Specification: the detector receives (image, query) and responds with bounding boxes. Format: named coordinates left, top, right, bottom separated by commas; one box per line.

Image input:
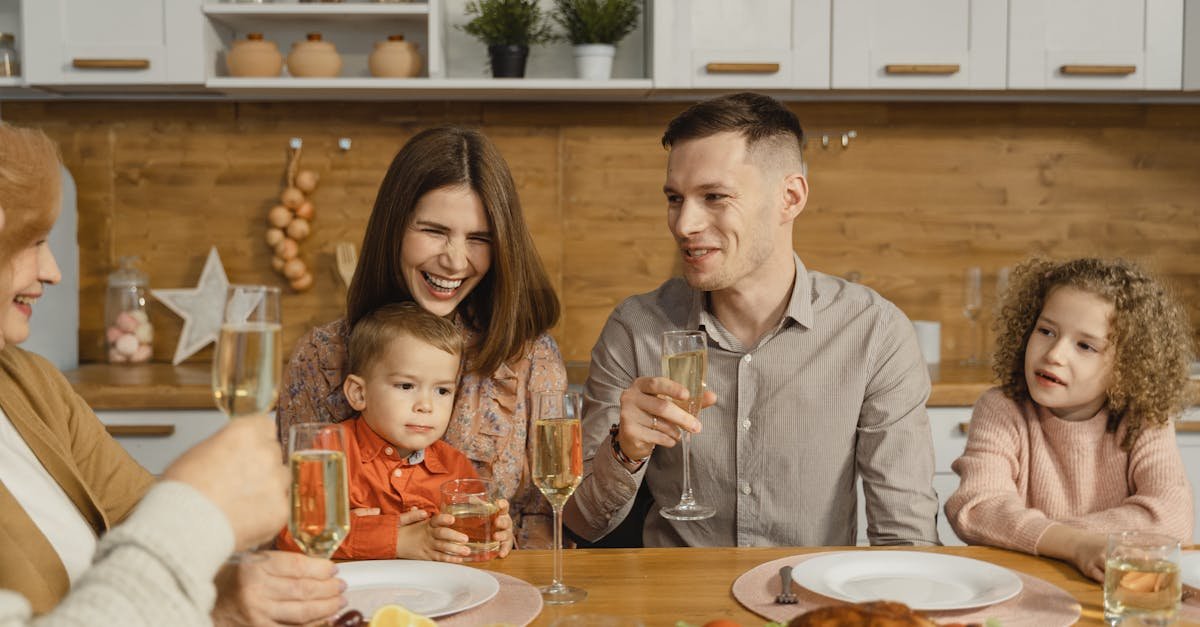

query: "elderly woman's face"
left=1, top=236, right=61, bottom=346
left=399, top=185, right=493, bottom=318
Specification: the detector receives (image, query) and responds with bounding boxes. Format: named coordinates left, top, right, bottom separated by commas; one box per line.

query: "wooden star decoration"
left=151, top=247, right=229, bottom=365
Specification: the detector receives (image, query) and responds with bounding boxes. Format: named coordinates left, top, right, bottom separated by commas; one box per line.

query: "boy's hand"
left=395, top=511, right=471, bottom=562
left=493, top=499, right=514, bottom=558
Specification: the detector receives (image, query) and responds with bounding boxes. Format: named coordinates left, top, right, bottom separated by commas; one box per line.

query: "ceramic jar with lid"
left=227, top=33, right=282, bottom=78
left=287, top=33, right=342, bottom=78
left=0, top=32, right=18, bottom=78
left=369, top=35, right=421, bottom=78
left=105, top=256, right=154, bottom=364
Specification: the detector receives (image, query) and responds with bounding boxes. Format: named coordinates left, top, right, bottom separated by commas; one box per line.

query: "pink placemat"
left=731, top=552, right=1080, bottom=626
left=438, top=571, right=542, bottom=626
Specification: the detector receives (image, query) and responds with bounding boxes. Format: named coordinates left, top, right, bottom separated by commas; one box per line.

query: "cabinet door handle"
left=884, top=64, right=960, bottom=75
left=72, top=58, right=151, bottom=70
left=106, top=425, right=175, bottom=437
left=957, top=422, right=970, bottom=435
left=1177, top=421, right=1200, bottom=434
left=705, top=62, right=780, bottom=74
left=1059, top=64, right=1135, bottom=76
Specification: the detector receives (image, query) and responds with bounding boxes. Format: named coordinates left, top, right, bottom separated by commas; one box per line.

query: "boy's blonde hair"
left=993, top=257, right=1195, bottom=450
left=347, top=302, right=463, bottom=377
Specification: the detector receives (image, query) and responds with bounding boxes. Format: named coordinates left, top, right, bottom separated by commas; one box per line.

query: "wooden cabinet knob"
left=72, top=58, right=152, bottom=70
left=884, top=64, right=960, bottom=75
left=1059, top=65, right=1136, bottom=76
left=705, top=62, right=780, bottom=74
left=105, top=424, right=175, bottom=437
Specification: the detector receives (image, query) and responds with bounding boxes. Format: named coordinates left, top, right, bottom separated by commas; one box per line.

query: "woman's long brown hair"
left=348, top=126, right=559, bottom=375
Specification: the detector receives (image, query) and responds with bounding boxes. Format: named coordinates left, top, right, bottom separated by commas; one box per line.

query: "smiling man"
left=564, top=92, right=940, bottom=548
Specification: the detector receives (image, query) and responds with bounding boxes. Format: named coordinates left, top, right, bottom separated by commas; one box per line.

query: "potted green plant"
left=551, top=0, right=641, bottom=80
left=460, top=0, right=555, bottom=78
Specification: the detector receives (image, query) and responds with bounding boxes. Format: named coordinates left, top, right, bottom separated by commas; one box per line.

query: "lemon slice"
left=368, top=604, right=436, bottom=627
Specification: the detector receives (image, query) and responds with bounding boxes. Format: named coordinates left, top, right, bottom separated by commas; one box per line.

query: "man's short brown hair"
left=347, top=302, right=464, bottom=376
left=661, top=92, right=805, bottom=169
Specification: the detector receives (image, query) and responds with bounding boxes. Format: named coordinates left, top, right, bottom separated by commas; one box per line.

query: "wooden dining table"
left=471, top=545, right=1127, bottom=626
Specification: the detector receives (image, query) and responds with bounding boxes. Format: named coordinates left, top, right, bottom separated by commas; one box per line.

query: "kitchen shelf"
left=204, top=3, right=430, bottom=27
left=205, top=77, right=654, bottom=99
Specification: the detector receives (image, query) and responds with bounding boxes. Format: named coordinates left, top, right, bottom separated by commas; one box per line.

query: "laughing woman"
left=277, top=126, right=565, bottom=547
left=0, top=122, right=342, bottom=626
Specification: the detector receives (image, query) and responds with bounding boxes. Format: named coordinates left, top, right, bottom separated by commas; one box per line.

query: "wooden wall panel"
left=4, top=101, right=1199, bottom=369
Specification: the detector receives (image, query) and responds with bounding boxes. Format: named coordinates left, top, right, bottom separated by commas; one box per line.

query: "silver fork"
left=775, top=565, right=797, bottom=604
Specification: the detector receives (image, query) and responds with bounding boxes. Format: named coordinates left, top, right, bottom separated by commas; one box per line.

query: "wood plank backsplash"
left=5, top=100, right=1199, bottom=367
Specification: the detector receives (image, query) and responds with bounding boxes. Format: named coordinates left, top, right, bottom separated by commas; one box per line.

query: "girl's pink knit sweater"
left=945, top=387, right=1194, bottom=552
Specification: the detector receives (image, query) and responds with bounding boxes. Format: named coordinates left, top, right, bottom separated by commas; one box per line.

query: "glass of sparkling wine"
left=532, top=390, right=586, bottom=605
left=961, top=266, right=983, bottom=366
left=659, top=330, right=715, bottom=521
left=212, top=285, right=282, bottom=419
left=1104, top=530, right=1182, bottom=626
left=439, top=478, right=500, bottom=562
left=212, top=285, right=281, bottom=562
left=288, top=422, right=351, bottom=559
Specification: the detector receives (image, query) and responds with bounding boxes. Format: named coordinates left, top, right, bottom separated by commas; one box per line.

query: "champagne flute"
left=659, top=330, right=715, bottom=521
left=212, top=285, right=281, bottom=563
left=288, top=422, right=350, bottom=559
left=212, top=285, right=282, bottom=418
left=960, top=267, right=983, bottom=366
left=532, top=390, right=586, bottom=605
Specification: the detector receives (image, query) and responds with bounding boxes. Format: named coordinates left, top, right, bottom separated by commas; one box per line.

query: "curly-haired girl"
left=945, top=257, right=1195, bottom=581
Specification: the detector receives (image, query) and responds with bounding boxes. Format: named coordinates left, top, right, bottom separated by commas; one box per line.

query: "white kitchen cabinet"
left=1008, top=0, right=1184, bottom=90
left=21, top=0, right=204, bottom=86
left=831, top=0, right=1006, bottom=89
left=96, top=409, right=227, bottom=475
left=652, top=0, right=830, bottom=89
left=1185, top=0, right=1200, bottom=90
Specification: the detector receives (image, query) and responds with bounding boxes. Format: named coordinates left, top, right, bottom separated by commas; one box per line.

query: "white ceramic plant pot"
left=573, top=44, right=615, bottom=80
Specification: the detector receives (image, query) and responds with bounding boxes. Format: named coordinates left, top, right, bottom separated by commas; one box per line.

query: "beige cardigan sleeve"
left=0, top=481, right=234, bottom=627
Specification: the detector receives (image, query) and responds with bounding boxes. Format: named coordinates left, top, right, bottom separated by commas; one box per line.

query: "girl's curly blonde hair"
left=993, top=257, right=1195, bottom=451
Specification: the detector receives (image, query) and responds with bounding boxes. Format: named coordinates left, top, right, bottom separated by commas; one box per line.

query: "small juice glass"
left=439, top=478, right=500, bottom=562
left=1103, top=530, right=1182, bottom=626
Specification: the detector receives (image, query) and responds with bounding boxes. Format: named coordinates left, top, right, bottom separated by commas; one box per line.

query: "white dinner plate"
left=339, top=560, right=500, bottom=618
left=1182, top=551, right=1200, bottom=592
left=792, top=551, right=1023, bottom=611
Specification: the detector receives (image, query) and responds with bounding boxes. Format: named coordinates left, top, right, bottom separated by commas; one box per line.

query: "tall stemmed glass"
left=212, top=285, right=282, bottom=419
left=659, top=330, right=715, bottom=521
left=960, top=267, right=983, bottom=366
left=288, top=423, right=350, bottom=559
left=211, top=285, right=281, bottom=562
left=532, top=390, right=587, bottom=605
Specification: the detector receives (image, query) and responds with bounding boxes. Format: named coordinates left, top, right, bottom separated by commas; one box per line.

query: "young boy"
left=277, top=302, right=513, bottom=561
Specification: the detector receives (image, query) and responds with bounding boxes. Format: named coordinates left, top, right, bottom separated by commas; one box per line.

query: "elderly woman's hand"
left=161, top=414, right=288, bottom=552
left=212, top=551, right=346, bottom=627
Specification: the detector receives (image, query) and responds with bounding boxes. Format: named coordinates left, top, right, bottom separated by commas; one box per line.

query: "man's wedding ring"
left=651, top=417, right=658, bottom=431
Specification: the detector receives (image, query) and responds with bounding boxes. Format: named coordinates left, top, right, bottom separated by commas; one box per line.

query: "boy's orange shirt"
left=277, top=416, right=478, bottom=559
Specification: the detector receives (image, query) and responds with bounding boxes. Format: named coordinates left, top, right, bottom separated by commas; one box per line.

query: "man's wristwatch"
left=609, top=423, right=650, bottom=467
